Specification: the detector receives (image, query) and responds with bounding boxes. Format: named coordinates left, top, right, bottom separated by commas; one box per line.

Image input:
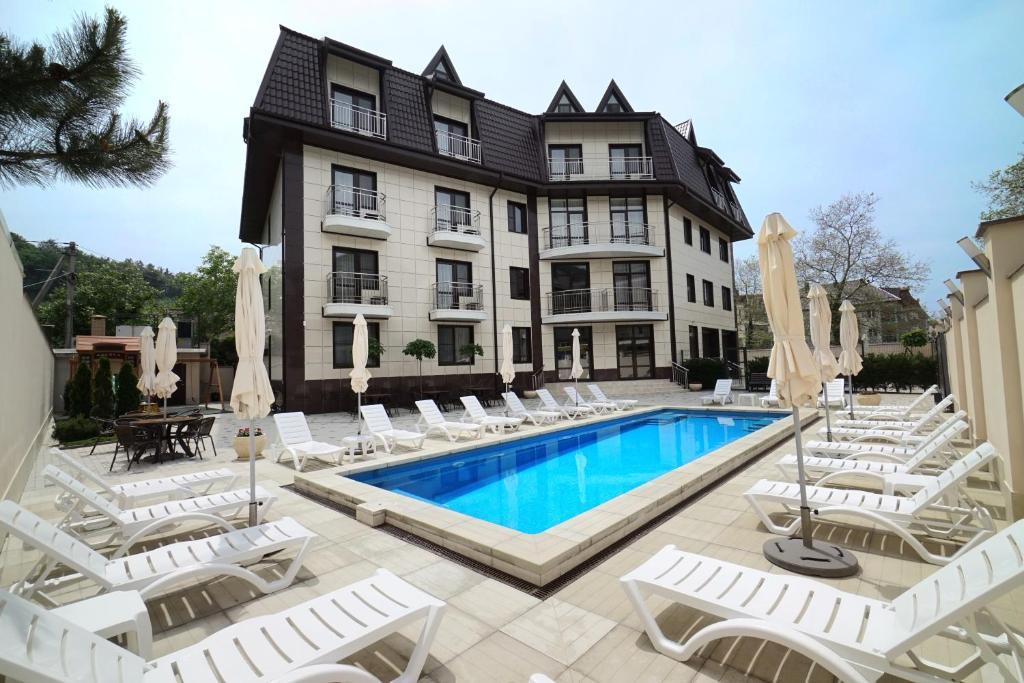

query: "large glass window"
left=613, top=261, right=651, bottom=311
left=438, top=325, right=474, bottom=365
left=702, top=279, right=715, bottom=307
left=512, top=327, right=532, bottom=363
left=333, top=321, right=380, bottom=368
left=550, top=262, right=590, bottom=314
left=435, top=259, right=474, bottom=309
left=549, top=198, right=587, bottom=248
left=609, top=144, right=643, bottom=179
left=330, top=85, right=376, bottom=131
left=610, top=197, right=646, bottom=243
left=688, top=325, right=700, bottom=359
left=331, top=166, right=378, bottom=217
left=549, top=145, right=583, bottom=178
left=508, top=201, right=527, bottom=234
left=686, top=274, right=696, bottom=303
left=332, top=247, right=380, bottom=304
left=722, top=286, right=732, bottom=311
left=616, top=325, right=653, bottom=379
left=510, top=267, right=530, bottom=300
left=554, top=326, right=592, bottom=380
left=702, top=327, right=721, bottom=358
left=434, top=187, right=473, bottom=232
left=434, top=116, right=470, bottom=158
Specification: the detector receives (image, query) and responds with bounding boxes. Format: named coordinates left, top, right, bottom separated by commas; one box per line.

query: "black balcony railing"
left=327, top=271, right=388, bottom=305
left=431, top=282, right=485, bottom=311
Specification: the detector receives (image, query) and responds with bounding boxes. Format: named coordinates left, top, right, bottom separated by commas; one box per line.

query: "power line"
left=22, top=272, right=69, bottom=290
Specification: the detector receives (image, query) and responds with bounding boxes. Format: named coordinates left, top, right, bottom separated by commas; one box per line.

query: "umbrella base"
left=762, top=537, right=859, bottom=578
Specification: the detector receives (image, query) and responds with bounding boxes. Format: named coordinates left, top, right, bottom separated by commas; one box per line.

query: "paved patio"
left=3, top=381, right=1017, bottom=682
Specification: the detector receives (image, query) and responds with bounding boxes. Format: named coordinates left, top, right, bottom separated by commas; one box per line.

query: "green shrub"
left=746, top=356, right=770, bottom=374
left=209, top=336, right=238, bottom=366
left=53, top=416, right=100, bottom=443
left=91, top=358, right=115, bottom=419
left=62, top=380, right=72, bottom=415
left=116, top=362, right=141, bottom=415
left=68, top=363, right=92, bottom=418
left=852, top=353, right=937, bottom=392
left=683, top=357, right=728, bottom=388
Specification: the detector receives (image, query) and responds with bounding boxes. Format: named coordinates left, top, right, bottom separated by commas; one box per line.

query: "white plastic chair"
left=535, top=388, right=591, bottom=419
left=700, top=379, right=734, bottom=406
left=273, top=412, right=344, bottom=471
left=460, top=395, right=522, bottom=433
left=587, top=384, right=637, bottom=410
left=804, top=410, right=967, bottom=460
left=816, top=378, right=846, bottom=408
left=415, top=399, right=484, bottom=441
left=564, top=386, right=615, bottom=414
left=759, top=379, right=779, bottom=408
left=828, top=394, right=956, bottom=442
left=621, top=519, right=1024, bottom=683
left=360, top=404, right=426, bottom=453
left=502, top=392, right=559, bottom=425
left=846, top=384, right=939, bottom=419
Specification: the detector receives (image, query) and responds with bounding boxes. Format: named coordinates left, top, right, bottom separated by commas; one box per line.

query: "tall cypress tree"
left=115, top=361, right=141, bottom=415
left=68, top=363, right=92, bottom=417
left=91, top=357, right=115, bottom=419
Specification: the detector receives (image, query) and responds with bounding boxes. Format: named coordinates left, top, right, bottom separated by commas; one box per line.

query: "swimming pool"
left=351, top=409, right=782, bottom=533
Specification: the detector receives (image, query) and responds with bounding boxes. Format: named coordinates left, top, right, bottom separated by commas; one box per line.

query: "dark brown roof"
left=381, top=68, right=435, bottom=154
left=253, top=28, right=324, bottom=127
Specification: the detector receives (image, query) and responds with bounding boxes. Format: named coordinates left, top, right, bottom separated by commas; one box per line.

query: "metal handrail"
left=710, top=187, right=728, bottom=211
left=323, top=185, right=386, bottom=221
left=546, top=287, right=658, bottom=316
left=326, top=271, right=388, bottom=305
left=431, top=205, right=481, bottom=234
left=329, top=99, right=387, bottom=139
left=530, top=365, right=545, bottom=391
left=671, top=361, right=690, bottom=388
left=430, top=281, right=484, bottom=311
left=547, top=155, right=654, bottom=181
left=542, top=221, right=655, bottom=250
left=436, top=130, right=481, bottom=162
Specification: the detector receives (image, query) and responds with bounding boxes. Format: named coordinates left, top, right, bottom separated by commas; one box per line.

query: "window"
left=549, top=144, right=583, bottom=178
left=702, top=327, right=721, bottom=358
left=434, top=116, right=469, bottom=157
left=616, top=325, right=653, bottom=379
left=551, top=262, right=590, bottom=314
left=603, top=94, right=623, bottom=113
left=434, top=187, right=473, bottom=232
left=438, top=325, right=475, bottom=365
left=686, top=274, right=696, bottom=303
left=512, top=327, right=532, bottom=363
left=688, top=325, right=700, bottom=359
left=330, top=166, right=378, bottom=217
left=333, top=321, right=381, bottom=368
left=722, top=286, right=732, bottom=311
left=549, top=198, right=587, bottom=247
left=555, top=94, right=576, bottom=113
left=330, top=85, right=377, bottom=132
left=719, top=237, right=729, bottom=262
left=610, top=197, right=646, bottom=243
left=702, top=279, right=715, bottom=307
left=332, top=247, right=381, bottom=304
left=683, top=217, right=693, bottom=245
left=699, top=226, right=711, bottom=254
left=613, top=261, right=651, bottom=311
left=507, top=201, right=527, bottom=234
left=435, top=259, right=475, bottom=309
left=555, top=326, right=592, bottom=380
left=433, top=115, right=468, bottom=139
left=176, top=321, right=193, bottom=338
left=510, top=267, right=530, bottom=300
left=608, top=144, right=643, bottom=178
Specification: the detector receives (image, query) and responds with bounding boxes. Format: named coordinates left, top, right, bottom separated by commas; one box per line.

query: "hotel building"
left=238, top=28, right=751, bottom=413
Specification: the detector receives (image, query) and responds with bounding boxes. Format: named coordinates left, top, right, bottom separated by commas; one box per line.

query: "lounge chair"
left=50, top=447, right=237, bottom=508
left=460, top=395, right=522, bottom=433
left=846, top=384, right=940, bottom=419
left=827, top=394, right=956, bottom=441
left=502, top=392, right=559, bottom=425
left=700, top=379, right=734, bottom=406
left=804, top=411, right=967, bottom=460
left=621, top=519, right=1024, bottom=683
left=563, top=385, right=615, bottom=414
left=273, top=412, right=345, bottom=471
left=360, top=404, right=426, bottom=453
left=536, top=388, right=593, bottom=419
left=415, top=399, right=484, bottom=441
left=587, top=384, right=637, bottom=410
left=744, top=442, right=999, bottom=564
left=0, top=500, right=314, bottom=605
left=759, top=379, right=780, bottom=407
left=816, top=378, right=847, bottom=408
left=42, top=465, right=274, bottom=546
left=0, top=568, right=444, bottom=683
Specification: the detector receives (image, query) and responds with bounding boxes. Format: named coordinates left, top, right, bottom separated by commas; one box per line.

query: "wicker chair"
left=111, top=425, right=160, bottom=471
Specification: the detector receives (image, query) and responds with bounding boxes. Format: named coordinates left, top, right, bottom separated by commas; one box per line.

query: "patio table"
left=131, top=415, right=200, bottom=462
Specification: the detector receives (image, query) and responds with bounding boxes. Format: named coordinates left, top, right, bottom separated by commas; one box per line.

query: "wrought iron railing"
left=542, top=221, right=655, bottom=250
left=326, top=271, right=388, bottom=305
left=530, top=365, right=545, bottom=390
left=431, top=282, right=485, bottom=311
left=547, top=155, right=654, bottom=181
left=329, top=99, right=387, bottom=139
left=546, top=287, right=658, bottom=316
left=671, top=362, right=690, bottom=388
left=436, top=130, right=481, bottom=162
left=323, top=185, right=386, bottom=222
left=431, top=205, right=481, bottom=234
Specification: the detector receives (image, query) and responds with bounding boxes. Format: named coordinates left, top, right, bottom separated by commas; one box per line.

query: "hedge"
left=852, top=353, right=937, bottom=392
left=53, top=417, right=100, bottom=443
left=682, top=357, right=728, bottom=388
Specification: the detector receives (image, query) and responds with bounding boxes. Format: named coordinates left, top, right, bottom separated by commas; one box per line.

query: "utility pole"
left=63, top=242, right=76, bottom=349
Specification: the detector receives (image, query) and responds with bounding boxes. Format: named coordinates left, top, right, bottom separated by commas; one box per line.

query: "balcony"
left=427, top=205, right=485, bottom=251
left=541, top=287, right=667, bottom=324
left=322, top=272, right=392, bottom=319
left=329, top=99, right=387, bottom=139
left=436, top=130, right=481, bottom=163
left=322, top=185, right=391, bottom=240
left=539, top=222, right=664, bottom=260
left=547, top=156, right=654, bottom=182
left=429, top=282, right=486, bottom=322
left=711, top=188, right=745, bottom=223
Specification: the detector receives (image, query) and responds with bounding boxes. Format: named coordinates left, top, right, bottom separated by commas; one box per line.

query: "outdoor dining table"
left=130, top=415, right=200, bottom=462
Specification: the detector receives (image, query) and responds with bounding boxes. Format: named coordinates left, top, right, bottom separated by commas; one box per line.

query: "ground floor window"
left=721, top=330, right=738, bottom=364
left=554, top=326, right=592, bottom=380
left=333, top=321, right=380, bottom=368
left=616, top=325, right=654, bottom=379
left=438, top=325, right=475, bottom=365
left=688, top=325, right=700, bottom=359
left=701, top=327, right=721, bottom=358
left=512, top=327, right=532, bottom=363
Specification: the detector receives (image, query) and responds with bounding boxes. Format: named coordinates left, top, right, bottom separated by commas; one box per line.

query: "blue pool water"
left=351, top=409, right=782, bottom=533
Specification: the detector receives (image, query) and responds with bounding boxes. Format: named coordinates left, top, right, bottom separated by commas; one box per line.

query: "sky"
left=2, top=0, right=1022, bottom=310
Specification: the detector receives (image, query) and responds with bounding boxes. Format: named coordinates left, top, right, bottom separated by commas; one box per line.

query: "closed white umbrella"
left=757, top=213, right=857, bottom=577
left=838, top=299, right=863, bottom=418
left=350, top=313, right=371, bottom=438
left=570, top=328, right=584, bottom=408
left=808, top=283, right=840, bottom=440
left=153, top=317, right=179, bottom=415
left=230, top=247, right=274, bottom=526
left=136, top=326, right=156, bottom=404
left=500, top=324, right=516, bottom=416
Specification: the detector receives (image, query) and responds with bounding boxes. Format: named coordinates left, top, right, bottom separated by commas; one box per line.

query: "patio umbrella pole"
left=248, top=417, right=258, bottom=526
left=822, top=381, right=833, bottom=441
left=848, top=374, right=854, bottom=419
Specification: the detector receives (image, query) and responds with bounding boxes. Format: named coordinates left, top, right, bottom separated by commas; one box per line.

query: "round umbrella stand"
left=762, top=537, right=859, bottom=577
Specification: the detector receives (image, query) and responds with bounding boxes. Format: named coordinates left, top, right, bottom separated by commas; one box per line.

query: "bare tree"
left=795, top=192, right=929, bottom=315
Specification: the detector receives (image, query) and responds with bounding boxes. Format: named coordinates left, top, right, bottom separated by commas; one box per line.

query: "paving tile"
left=501, top=598, right=617, bottom=667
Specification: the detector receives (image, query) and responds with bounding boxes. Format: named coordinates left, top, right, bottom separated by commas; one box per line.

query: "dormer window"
left=546, top=81, right=584, bottom=114
left=604, top=95, right=623, bottom=113
left=596, top=80, right=634, bottom=113
left=555, top=94, right=575, bottom=113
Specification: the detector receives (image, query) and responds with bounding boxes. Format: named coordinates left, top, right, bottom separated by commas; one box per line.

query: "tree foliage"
left=177, top=246, right=236, bottom=343
left=115, top=361, right=140, bottom=415
left=402, top=339, right=436, bottom=394
left=972, top=147, right=1024, bottom=221
left=900, top=329, right=928, bottom=352
left=91, top=357, right=115, bottom=419
left=67, top=362, right=92, bottom=417
left=0, top=7, right=170, bottom=188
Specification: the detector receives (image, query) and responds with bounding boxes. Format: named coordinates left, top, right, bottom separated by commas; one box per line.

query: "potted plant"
left=233, top=426, right=266, bottom=460
left=857, top=391, right=881, bottom=406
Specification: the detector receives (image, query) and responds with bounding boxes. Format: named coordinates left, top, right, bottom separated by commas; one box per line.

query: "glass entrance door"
left=616, top=325, right=653, bottom=379
left=554, top=327, right=592, bottom=380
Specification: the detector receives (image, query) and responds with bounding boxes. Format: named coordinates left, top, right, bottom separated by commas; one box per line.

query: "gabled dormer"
left=546, top=81, right=584, bottom=114
left=422, top=46, right=462, bottom=85
left=596, top=80, right=634, bottom=113
left=675, top=119, right=696, bottom=144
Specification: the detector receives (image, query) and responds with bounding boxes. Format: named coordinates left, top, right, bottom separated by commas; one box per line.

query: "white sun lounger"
left=759, top=379, right=780, bottom=408
left=536, top=388, right=592, bottom=419
left=846, top=385, right=940, bottom=419
left=563, top=386, right=614, bottom=414
left=804, top=410, right=967, bottom=459
left=43, top=465, right=274, bottom=546
left=460, top=395, right=522, bottom=433
left=816, top=378, right=847, bottom=408
left=700, top=379, right=734, bottom=406
left=621, top=518, right=1024, bottom=683
left=360, top=404, right=426, bottom=453
left=273, top=412, right=345, bottom=471
left=50, top=448, right=237, bottom=508
left=0, top=567, right=445, bottom=683
left=745, top=443, right=999, bottom=564
left=828, top=394, right=956, bottom=441
left=502, top=392, right=559, bottom=425
left=0, top=500, right=314, bottom=605
left=416, top=399, right=484, bottom=441
left=586, top=384, right=637, bottom=410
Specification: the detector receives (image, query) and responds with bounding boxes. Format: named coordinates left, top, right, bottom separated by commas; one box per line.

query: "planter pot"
left=523, top=390, right=538, bottom=398
left=233, top=435, right=266, bottom=461
left=857, top=393, right=881, bottom=406
left=688, top=383, right=703, bottom=392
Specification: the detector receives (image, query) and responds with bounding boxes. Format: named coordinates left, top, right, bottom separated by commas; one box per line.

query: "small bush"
left=68, top=363, right=92, bottom=418
left=91, top=358, right=115, bottom=419
left=209, top=336, right=238, bottom=366
left=53, top=417, right=100, bottom=443
left=61, top=380, right=72, bottom=415
left=746, top=356, right=770, bottom=374
left=852, top=353, right=937, bottom=392
left=116, top=362, right=141, bottom=415
left=683, top=357, right=728, bottom=388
